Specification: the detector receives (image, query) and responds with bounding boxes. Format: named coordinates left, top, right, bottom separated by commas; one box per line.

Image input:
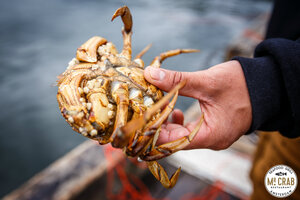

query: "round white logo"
left=264, top=165, right=298, bottom=198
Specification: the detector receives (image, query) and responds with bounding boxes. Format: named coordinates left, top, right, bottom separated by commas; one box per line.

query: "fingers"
left=144, top=66, right=203, bottom=99
left=171, top=109, right=184, bottom=125
left=157, top=119, right=210, bottom=150
left=158, top=123, right=188, bottom=145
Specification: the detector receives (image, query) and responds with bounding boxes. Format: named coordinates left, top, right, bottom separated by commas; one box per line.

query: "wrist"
left=205, top=60, right=252, bottom=135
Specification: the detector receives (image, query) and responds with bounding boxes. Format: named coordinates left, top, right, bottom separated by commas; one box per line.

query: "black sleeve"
left=233, top=38, right=300, bottom=138
left=265, top=0, right=300, bottom=40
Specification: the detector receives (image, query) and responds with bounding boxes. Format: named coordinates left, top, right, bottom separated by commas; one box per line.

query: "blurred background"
left=0, top=0, right=272, bottom=198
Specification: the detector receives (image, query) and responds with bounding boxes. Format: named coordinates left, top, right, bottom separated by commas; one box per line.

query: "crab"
left=57, top=6, right=204, bottom=188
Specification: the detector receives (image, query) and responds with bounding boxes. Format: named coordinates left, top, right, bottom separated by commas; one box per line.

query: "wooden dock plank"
left=3, top=141, right=123, bottom=200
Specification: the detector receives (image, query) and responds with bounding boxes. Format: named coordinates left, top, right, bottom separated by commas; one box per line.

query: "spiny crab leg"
left=150, top=49, right=200, bottom=68
left=126, top=91, right=179, bottom=157
left=76, top=36, right=107, bottom=63
left=141, top=113, right=204, bottom=161
left=112, top=6, right=132, bottom=60
left=147, top=161, right=181, bottom=189
left=119, top=81, right=186, bottom=140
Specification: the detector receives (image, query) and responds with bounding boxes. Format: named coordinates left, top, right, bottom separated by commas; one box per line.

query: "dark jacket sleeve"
left=233, top=38, right=300, bottom=138
left=232, top=0, right=300, bottom=138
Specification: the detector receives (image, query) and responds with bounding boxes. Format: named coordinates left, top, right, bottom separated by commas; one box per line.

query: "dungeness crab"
left=57, top=6, right=204, bottom=188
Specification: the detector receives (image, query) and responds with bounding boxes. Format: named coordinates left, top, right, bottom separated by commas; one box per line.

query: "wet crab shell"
left=57, top=39, right=163, bottom=144
left=56, top=6, right=203, bottom=189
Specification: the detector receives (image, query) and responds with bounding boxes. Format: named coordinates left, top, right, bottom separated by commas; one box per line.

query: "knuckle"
left=171, top=71, right=184, bottom=86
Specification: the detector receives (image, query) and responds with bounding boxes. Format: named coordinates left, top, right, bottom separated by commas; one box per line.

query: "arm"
left=233, top=38, right=300, bottom=138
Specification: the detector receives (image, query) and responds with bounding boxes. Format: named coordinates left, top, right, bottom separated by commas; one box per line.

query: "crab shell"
left=57, top=6, right=203, bottom=188
left=57, top=37, right=163, bottom=145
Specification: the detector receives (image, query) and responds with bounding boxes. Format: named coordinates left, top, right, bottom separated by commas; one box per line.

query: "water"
left=0, top=0, right=271, bottom=197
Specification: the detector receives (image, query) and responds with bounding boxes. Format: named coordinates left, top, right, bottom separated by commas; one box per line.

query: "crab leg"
left=112, top=6, right=132, bottom=60
left=150, top=49, right=200, bottom=68
left=119, top=81, right=186, bottom=142
left=85, top=79, right=113, bottom=143
left=113, top=81, right=183, bottom=150
left=147, top=161, right=181, bottom=189
left=135, top=44, right=152, bottom=59
left=57, top=71, right=95, bottom=134
left=129, top=88, right=146, bottom=119
left=134, top=44, right=152, bottom=68
left=126, top=91, right=179, bottom=157
left=129, top=100, right=182, bottom=190
left=109, top=82, right=130, bottom=148
left=111, top=87, right=151, bottom=149
left=141, top=113, right=204, bottom=161
left=122, top=88, right=147, bottom=151
left=116, top=66, right=163, bottom=101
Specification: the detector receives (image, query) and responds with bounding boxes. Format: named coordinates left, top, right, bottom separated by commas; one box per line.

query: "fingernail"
left=148, top=67, right=165, bottom=81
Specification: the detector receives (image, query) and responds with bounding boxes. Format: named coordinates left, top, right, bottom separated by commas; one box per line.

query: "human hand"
left=144, top=60, right=252, bottom=150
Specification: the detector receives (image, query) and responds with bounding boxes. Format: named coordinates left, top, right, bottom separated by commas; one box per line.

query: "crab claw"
left=111, top=6, right=132, bottom=33
left=147, top=161, right=181, bottom=189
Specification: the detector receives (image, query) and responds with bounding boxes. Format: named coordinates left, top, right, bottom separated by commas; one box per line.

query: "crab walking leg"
left=144, top=91, right=178, bottom=131
left=126, top=91, right=179, bottom=157
left=141, top=113, right=205, bottom=161
left=109, top=82, right=130, bottom=148
left=129, top=88, right=146, bottom=119
left=116, top=66, right=163, bottom=101
left=57, top=72, right=95, bottom=133
left=57, top=77, right=84, bottom=111
left=134, top=44, right=152, bottom=68
left=76, top=36, right=107, bottom=63
left=135, top=44, right=152, bottom=59
left=120, top=81, right=186, bottom=139
left=85, top=79, right=111, bottom=142
left=122, top=88, right=147, bottom=152
left=147, top=161, right=181, bottom=189
left=112, top=6, right=132, bottom=60
left=111, top=88, right=148, bottom=148
left=150, top=49, right=200, bottom=68
left=120, top=30, right=132, bottom=60
left=57, top=70, right=94, bottom=114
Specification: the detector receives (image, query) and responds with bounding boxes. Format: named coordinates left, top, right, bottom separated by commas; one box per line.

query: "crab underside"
left=57, top=6, right=204, bottom=188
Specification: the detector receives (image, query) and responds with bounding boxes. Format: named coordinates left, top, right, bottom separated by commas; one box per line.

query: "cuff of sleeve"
left=232, top=56, right=283, bottom=133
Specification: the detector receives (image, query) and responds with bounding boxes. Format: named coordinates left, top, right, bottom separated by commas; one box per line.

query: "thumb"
left=144, top=66, right=202, bottom=98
